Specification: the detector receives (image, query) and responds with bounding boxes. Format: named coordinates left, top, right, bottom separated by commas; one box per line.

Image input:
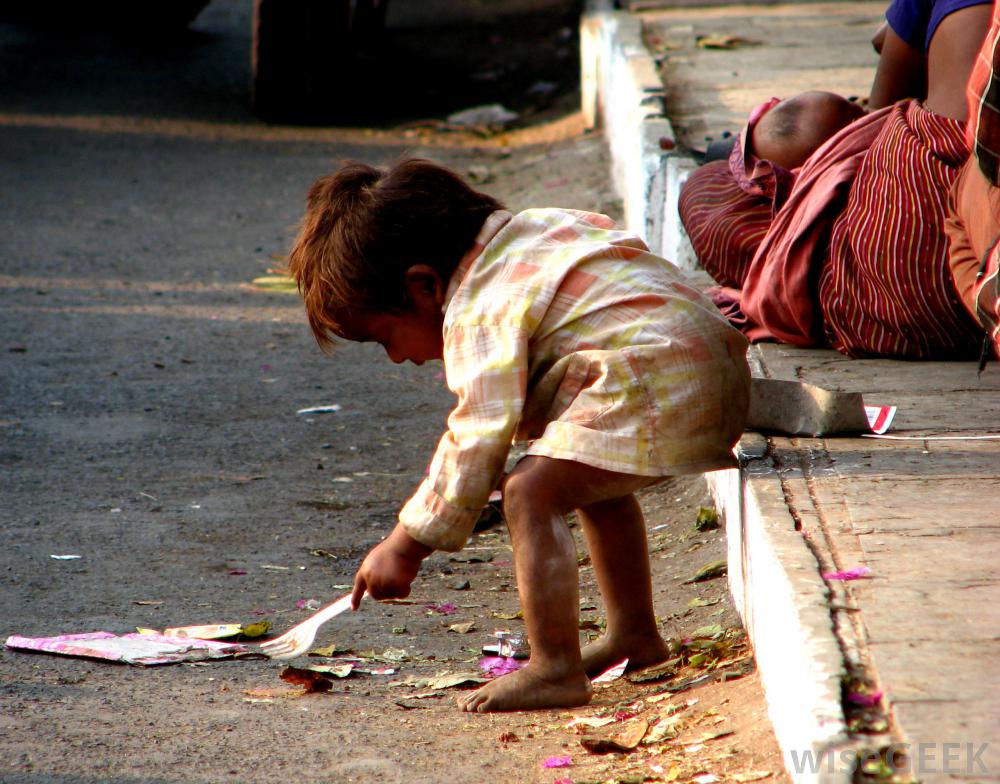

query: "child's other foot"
left=581, top=633, right=672, bottom=678
left=458, top=665, right=592, bottom=713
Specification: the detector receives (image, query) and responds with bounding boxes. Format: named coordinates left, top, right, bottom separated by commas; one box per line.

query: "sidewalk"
left=581, top=2, right=1000, bottom=782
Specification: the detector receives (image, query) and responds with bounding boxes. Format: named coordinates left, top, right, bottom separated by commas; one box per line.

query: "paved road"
left=0, top=3, right=658, bottom=782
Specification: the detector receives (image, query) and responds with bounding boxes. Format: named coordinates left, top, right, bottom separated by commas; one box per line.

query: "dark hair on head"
left=765, top=99, right=805, bottom=140
left=287, top=157, right=505, bottom=349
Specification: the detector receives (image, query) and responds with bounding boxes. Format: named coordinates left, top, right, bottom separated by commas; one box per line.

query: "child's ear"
left=403, top=265, right=446, bottom=309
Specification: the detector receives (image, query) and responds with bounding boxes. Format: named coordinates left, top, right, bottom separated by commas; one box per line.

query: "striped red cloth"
left=678, top=160, right=773, bottom=289
left=818, top=101, right=982, bottom=358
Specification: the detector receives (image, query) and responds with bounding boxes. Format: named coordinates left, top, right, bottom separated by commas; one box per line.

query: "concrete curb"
left=579, top=7, right=854, bottom=783
left=580, top=0, right=698, bottom=270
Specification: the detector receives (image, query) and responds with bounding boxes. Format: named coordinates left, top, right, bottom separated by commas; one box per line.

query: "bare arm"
left=925, top=4, right=991, bottom=122
left=868, top=24, right=927, bottom=109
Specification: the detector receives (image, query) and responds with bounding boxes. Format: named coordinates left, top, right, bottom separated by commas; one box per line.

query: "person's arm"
left=398, top=322, right=529, bottom=552
left=351, top=522, right=434, bottom=608
left=869, top=24, right=928, bottom=109
left=925, top=3, right=992, bottom=121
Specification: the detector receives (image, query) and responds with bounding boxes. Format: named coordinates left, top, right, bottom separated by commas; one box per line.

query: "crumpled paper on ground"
left=5, top=631, right=250, bottom=665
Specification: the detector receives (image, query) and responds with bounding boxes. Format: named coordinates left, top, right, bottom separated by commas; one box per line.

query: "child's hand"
left=351, top=523, right=433, bottom=609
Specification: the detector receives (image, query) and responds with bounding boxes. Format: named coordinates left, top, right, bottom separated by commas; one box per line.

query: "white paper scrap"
left=296, top=404, right=341, bottom=415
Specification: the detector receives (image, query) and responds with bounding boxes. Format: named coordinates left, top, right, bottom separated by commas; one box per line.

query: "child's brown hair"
left=287, top=157, right=505, bottom=349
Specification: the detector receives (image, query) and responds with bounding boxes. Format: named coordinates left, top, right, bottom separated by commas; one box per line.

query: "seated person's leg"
left=679, top=161, right=772, bottom=289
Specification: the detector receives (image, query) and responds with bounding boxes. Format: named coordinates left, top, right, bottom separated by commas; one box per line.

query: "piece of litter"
left=296, top=405, right=341, bottom=415
left=447, top=103, right=519, bottom=129
left=864, top=405, right=896, bottom=434
left=480, top=656, right=525, bottom=678
left=592, top=657, right=628, bottom=684
left=693, top=774, right=719, bottom=784
left=541, top=755, right=572, bottom=769
left=823, top=566, right=871, bottom=581
left=4, top=632, right=249, bottom=665
left=50, top=554, right=82, bottom=560
left=162, top=624, right=244, bottom=640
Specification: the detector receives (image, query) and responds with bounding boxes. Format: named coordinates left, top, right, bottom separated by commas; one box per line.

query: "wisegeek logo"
left=788, top=743, right=990, bottom=776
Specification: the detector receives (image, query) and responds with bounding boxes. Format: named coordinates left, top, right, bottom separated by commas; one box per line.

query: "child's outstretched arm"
left=351, top=522, right=434, bottom=609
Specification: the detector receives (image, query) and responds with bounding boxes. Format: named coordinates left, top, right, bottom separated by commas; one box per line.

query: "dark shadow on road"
left=0, top=0, right=582, bottom=128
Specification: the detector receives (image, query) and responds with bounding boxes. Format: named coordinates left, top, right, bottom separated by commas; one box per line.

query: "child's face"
left=354, top=308, right=444, bottom=366
left=335, top=264, right=446, bottom=365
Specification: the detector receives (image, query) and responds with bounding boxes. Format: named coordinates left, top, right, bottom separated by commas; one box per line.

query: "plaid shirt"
left=398, top=209, right=749, bottom=551
left=968, top=0, right=1000, bottom=184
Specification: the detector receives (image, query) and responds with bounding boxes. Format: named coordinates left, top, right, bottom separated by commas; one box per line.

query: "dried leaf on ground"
left=490, top=610, right=523, bottom=621
left=683, top=560, right=727, bottom=584
left=695, top=34, right=757, bottom=49
left=391, top=672, right=487, bottom=690
left=580, top=719, right=648, bottom=754
left=694, top=506, right=719, bottom=531
left=307, top=643, right=353, bottom=657
left=279, top=666, right=333, bottom=694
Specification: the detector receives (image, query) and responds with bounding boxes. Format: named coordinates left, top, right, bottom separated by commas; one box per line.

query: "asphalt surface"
left=0, top=3, right=790, bottom=782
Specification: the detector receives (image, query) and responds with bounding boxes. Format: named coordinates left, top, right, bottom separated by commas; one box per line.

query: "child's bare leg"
left=459, top=456, right=658, bottom=713
left=458, top=457, right=592, bottom=713
left=577, top=494, right=671, bottom=677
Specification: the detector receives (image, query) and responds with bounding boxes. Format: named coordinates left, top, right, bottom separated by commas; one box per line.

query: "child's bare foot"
left=458, top=665, right=592, bottom=713
left=581, top=633, right=672, bottom=678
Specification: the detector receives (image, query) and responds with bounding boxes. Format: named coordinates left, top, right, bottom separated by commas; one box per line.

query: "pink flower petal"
left=823, top=566, right=871, bottom=581
left=424, top=602, right=458, bottom=615
left=542, top=755, right=572, bottom=769
left=847, top=690, right=883, bottom=706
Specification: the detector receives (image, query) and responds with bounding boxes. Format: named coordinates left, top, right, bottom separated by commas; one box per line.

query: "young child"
left=287, top=158, right=751, bottom=713
left=748, top=90, right=866, bottom=171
